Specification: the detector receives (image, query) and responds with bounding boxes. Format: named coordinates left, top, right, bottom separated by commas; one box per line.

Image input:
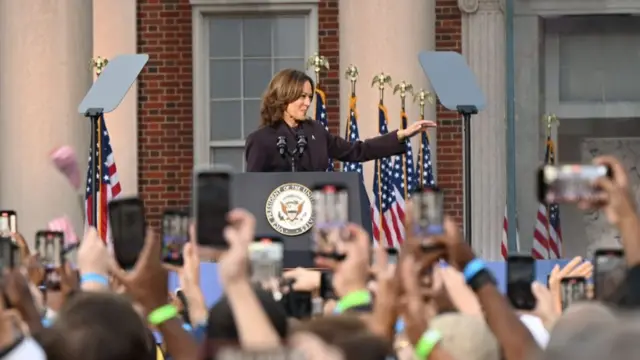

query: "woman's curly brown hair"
left=260, top=69, right=314, bottom=127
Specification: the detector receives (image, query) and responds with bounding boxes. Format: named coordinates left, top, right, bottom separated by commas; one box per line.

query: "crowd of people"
left=1, top=148, right=639, bottom=360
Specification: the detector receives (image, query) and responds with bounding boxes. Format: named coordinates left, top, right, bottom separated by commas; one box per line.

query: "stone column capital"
left=458, top=0, right=504, bottom=13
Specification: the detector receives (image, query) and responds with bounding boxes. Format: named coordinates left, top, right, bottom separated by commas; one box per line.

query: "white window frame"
left=191, top=0, right=319, bottom=166
left=530, top=0, right=640, bottom=119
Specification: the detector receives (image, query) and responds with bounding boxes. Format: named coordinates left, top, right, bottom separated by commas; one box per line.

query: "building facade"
left=1, top=0, right=638, bottom=259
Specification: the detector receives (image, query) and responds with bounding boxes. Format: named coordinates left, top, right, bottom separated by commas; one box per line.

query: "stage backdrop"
left=168, top=259, right=576, bottom=307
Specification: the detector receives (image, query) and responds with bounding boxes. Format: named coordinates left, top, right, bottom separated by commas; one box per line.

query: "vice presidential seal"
left=265, top=183, right=314, bottom=236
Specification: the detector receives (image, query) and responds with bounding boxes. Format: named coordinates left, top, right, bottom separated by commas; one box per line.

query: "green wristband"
left=336, top=290, right=371, bottom=313
left=414, top=329, right=443, bottom=360
left=147, top=304, right=179, bottom=326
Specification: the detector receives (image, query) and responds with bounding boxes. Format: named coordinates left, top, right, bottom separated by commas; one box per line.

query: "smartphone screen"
left=506, top=255, right=536, bottom=310
left=35, top=231, right=64, bottom=269
left=594, top=249, right=625, bottom=300
left=560, top=277, right=587, bottom=310
left=412, top=188, right=444, bottom=240
left=312, top=184, right=349, bottom=260
left=538, top=164, right=611, bottom=203
left=249, top=237, right=284, bottom=284
left=0, top=211, right=17, bottom=233
left=162, top=210, right=189, bottom=265
left=109, top=198, right=146, bottom=270
left=0, top=237, right=15, bottom=270
left=195, top=170, right=230, bottom=249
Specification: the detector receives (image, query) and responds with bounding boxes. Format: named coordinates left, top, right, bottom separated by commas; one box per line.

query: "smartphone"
left=108, top=197, right=146, bottom=270
left=593, top=248, right=625, bottom=300
left=161, top=209, right=189, bottom=265
left=35, top=231, right=64, bottom=290
left=412, top=188, right=445, bottom=245
left=311, top=184, right=349, bottom=260
left=0, top=236, right=17, bottom=270
left=249, top=237, right=284, bottom=284
left=193, top=165, right=232, bottom=249
left=560, top=277, right=587, bottom=310
left=386, top=248, right=399, bottom=264
left=537, top=164, right=611, bottom=204
left=0, top=211, right=17, bottom=233
left=506, top=255, right=536, bottom=310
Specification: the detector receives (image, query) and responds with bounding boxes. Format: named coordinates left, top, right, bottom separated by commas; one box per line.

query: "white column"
left=514, top=15, right=544, bottom=254
left=94, top=0, right=138, bottom=197
left=0, top=0, right=93, bottom=247
left=339, top=0, right=437, bottom=193
left=459, top=0, right=506, bottom=260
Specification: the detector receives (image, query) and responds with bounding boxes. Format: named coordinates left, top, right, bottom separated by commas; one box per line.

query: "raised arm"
left=327, top=130, right=406, bottom=163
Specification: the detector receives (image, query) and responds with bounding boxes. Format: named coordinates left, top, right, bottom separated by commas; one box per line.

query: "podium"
left=232, top=172, right=371, bottom=268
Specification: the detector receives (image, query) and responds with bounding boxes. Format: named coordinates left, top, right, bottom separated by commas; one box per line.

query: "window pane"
left=243, top=18, right=272, bottom=57
left=243, top=59, right=272, bottom=98
left=273, top=16, right=306, bottom=58
left=275, top=59, right=305, bottom=72
left=210, top=100, right=242, bottom=141
left=243, top=100, right=261, bottom=137
left=210, top=60, right=241, bottom=99
left=210, top=147, right=245, bottom=172
left=209, top=18, right=241, bottom=58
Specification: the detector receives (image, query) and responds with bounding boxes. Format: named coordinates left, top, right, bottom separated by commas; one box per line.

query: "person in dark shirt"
left=245, top=69, right=436, bottom=172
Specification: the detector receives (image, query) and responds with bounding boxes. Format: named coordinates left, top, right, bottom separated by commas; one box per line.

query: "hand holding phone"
left=35, top=231, right=64, bottom=290
left=312, top=184, right=349, bottom=260
left=411, top=188, right=445, bottom=248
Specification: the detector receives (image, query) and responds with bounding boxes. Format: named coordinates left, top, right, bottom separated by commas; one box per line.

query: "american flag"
left=371, top=104, right=403, bottom=248
left=501, top=206, right=521, bottom=259
left=85, top=115, right=121, bottom=243
left=342, top=95, right=364, bottom=183
left=417, top=130, right=436, bottom=189
left=532, top=137, right=562, bottom=259
left=315, top=88, right=334, bottom=172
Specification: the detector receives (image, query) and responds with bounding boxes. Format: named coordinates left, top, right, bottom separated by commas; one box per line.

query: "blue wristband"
left=80, top=273, right=109, bottom=286
left=41, top=318, right=52, bottom=328
left=395, top=319, right=405, bottom=333
left=463, top=258, right=486, bottom=283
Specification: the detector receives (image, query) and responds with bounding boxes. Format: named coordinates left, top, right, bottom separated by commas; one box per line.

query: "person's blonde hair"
left=260, top=69, right=314, bottom=127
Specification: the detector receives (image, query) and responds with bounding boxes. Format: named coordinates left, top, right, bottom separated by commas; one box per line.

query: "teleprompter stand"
left=418, top=51, right=486, bottom=246
left=77, top=54, right=149, bottom=224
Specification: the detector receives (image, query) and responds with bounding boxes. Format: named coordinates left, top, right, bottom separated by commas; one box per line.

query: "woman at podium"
left=245, top=69, right=436, bottom=172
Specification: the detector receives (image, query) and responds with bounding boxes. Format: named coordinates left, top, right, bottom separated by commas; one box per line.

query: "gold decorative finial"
left=413, top=89, right=435, bottom=119
left=543, top=114, right=559, bottom=136
left=393, top=81, right=414, bottom=109
left=345, top=64, right=359, bottom=95
left=306, top=53, right=330, bottom=85
left=371, top=72, right=393, bottom=102
left=90, top=56, right=109, bottom=76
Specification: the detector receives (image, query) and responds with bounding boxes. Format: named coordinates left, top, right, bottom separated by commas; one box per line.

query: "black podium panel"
left=232, top=172, right=371, bottom=268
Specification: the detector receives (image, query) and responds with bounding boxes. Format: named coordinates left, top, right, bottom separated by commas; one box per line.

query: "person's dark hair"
left=201, top=286, right=288, bottom=359
left=51, top=292, right=155, bottom=360
left=292, top=315, right=369, bottom=345
left=260, top=69, right=314, bottom=127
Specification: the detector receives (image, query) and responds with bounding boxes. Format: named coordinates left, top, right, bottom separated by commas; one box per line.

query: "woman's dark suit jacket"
left=245, top=119, right=407, bottom=172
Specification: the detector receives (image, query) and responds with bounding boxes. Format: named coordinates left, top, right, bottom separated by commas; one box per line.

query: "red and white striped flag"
left=532, top=137, right=562, bottom=259
left=501, top=206, right=520, bottom=259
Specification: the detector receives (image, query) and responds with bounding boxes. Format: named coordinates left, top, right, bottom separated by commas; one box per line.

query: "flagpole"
left=543, top=114, right=558, bottom=258
left=89, top=56, right=108, bottom=230
left=414, top=90, right=434, bottom=188
left=345, top=65, right=359, bottom=140
left=393, top=81, right=414, bottom=200
left=372, top=73, right=392, bottom=245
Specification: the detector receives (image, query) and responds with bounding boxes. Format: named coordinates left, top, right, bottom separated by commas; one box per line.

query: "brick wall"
left=435, top=0, right=463, bottom=224
left=136, top=0, right=340, bottom=227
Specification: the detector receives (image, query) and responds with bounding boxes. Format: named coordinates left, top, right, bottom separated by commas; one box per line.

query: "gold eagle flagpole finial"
left=371, top=73, right=392, bottom=103
left=306, top=53, right=330, bottom=86
left=90, top=56, right=109, bottom=76
left=345, top=64, right=359, bottom=96
left=543, top=113, right=559, bottom=137
left=413, top=89, right=435, bottom=120
left=393, top=81, right=414, bottom=110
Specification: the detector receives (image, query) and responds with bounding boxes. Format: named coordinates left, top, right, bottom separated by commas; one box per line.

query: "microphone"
left=276, top=136, right=287, bottom=157
left=295, top=129, right=307, bottom=157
